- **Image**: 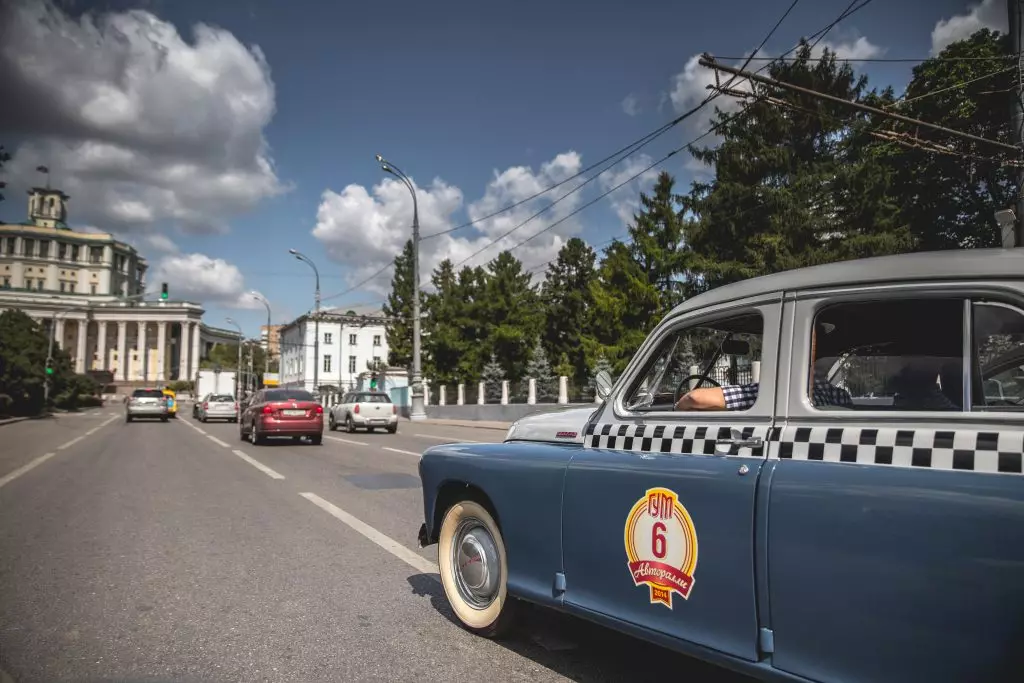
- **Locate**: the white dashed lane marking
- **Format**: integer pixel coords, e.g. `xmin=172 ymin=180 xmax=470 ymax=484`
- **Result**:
xmin=0 ymin=414 xmax=119 ymax=490
xmin=300 ymin=492 xmax=438 ymax=576
xmin=231 ymin=450 xmax=285 ymax=480
xmin=413 ymin=433 xmax=482 ymax=443
xmin=382 ymin=447 xmax=422 ymax=458
xmin=325 ymin=435 xmax=368 ymax=446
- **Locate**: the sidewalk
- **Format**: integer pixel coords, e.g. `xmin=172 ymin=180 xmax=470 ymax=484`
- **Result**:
xmin=408 ymin=417 xmax=511 ymax=431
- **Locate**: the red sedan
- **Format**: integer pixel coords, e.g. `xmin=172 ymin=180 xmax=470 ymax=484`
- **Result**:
xmin=239 ymin=388 xmax=323 ymax=445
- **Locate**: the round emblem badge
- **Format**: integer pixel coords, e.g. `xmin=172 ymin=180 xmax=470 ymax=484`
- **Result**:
xmin=623 ymin=487 xmax=698 ymax=608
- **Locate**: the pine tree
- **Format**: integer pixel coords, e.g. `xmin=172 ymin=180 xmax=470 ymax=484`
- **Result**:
xmin=481 ymin=251 xmax=540 ymax=381
xmin=480 ymin=354 xmax=506 ymax=403
xmin=541 ymin=237 xmax=597 ymax=390
xmin=422 ymin=259 xmax=461 ymax=384
xmin=521 ymin=337 xmax=557 ymax=402
xmin=382 ymin=239 xmax=415 ymax=370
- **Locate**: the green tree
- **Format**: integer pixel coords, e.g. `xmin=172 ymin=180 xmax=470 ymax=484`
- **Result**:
xmin=383 ymin=239 xmax=415 ymax=369
xmin=522 ymin=337 xmax=557 ymax=402
xmin=681 ymin=41 xmax=911 ymax=292
xmin=422 ymin=259 xmax=463 ymax=384
xmin=481 ymin=251 xmax=540 ymax=381
xmin=0 ymin=310 xmax=72 ymax=415
xmin=629 ymin=171 xmax=690 ymax=315
xmin=868 ymin=29 xmax=1016 ymax=249
xmin=540 ymin=237 xmax=596 ymax=388
xmin=480 ymin=353 xmax=506 ymax=403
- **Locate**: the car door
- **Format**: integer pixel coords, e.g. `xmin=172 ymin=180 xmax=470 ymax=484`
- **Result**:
xmin=766 ymin=289 xmax=1024 ymax=683
xmin=560 ymin=297 xmax=781 ymax=662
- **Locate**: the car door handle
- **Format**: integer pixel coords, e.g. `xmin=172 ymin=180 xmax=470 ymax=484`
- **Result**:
xmin=715 ymin=436 xmax=763 ymax=449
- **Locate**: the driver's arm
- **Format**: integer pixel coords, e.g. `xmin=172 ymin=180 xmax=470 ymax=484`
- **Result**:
xmin=675 ymin=387 xmax=726 ymax=410
xmin=676 ymin=383 xmax=760 ymax=411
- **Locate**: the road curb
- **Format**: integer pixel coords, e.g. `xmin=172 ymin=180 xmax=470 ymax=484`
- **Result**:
xmin=0 ymin=417 xmax=28 ymax=427
xmin=414 ymin=419 xmax=511 ymax=431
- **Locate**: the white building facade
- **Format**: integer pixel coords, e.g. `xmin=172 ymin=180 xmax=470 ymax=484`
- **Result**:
xmin=0 ymin=187 xmax=238 ymax=387
xmin=279 ymin=307 xmax=391 ymax=392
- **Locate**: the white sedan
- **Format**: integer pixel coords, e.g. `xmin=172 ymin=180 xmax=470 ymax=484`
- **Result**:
xmin=328 ymin=391 xmax=398 ymax=434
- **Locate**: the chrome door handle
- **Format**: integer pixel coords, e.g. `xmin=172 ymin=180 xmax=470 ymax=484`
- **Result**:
xmin=715 ymin=436 xmax=763 ymax=449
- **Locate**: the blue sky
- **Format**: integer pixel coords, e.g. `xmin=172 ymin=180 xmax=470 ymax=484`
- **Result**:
xmin=0 ymin=0 xmax=1003 ymax=337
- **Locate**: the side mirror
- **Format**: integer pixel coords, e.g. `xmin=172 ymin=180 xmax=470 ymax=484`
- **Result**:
xmin=595 ymin=370 xmax=614 ymax=400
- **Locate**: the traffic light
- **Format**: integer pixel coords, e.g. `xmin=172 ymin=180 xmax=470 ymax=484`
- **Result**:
xmin=369 ymin=374 xmax=378 ymax=390
xmin=45 ymin=357 xmax=54 ymax=375
xmin=160 ymin=282 xmax=168 ymax=300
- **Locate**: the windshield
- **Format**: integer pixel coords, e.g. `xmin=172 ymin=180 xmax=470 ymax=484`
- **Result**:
xmin=355 ymin=393 xmax=391 ymax=403
xmin=132 ymin=389 xmax=165 ymax=398
xmin=264 ymin=389 xmax=315 ymax=402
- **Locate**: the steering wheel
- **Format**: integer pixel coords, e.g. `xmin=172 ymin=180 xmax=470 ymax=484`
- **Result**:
xmin=674 ymin=374 xmax=722 ymax=408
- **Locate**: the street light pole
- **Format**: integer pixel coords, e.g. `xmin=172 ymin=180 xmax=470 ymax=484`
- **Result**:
xmin=375 ymin=154 xmax=425 ymax=421
xmin=226 ymin=317 xmax=243 ymax=402
xmin=251 ymin=291 xmax=272 ymax=379
xmin=289 ymin=250 xmax=321 ymax=393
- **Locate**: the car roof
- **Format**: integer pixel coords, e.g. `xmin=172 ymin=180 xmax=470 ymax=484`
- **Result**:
xmin=666 ymin=248 xmax=1024 ymax=319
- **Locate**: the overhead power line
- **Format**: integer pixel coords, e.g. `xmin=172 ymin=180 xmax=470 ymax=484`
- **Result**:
xmin=700 ymin=54 xmax=1022 ymax=153
xmin=888 ymin=65 xmax=1016 ymax=108
xmin=709 ymin=55 xmax=1019 ymax=63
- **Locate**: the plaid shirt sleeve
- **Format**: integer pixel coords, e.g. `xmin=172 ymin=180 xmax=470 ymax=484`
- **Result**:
xmin=811 ymin=379 xmax=854 ymax=408
xmin=722 ymin=383 xmax=759 ymax=411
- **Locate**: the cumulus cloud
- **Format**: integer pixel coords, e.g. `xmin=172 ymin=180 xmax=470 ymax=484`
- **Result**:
xmin=151 ymin=252 xmax=263 ymax=310
xmin=0 ymin=0 xmax=287 ymax=237
xmin=597 ymin=154 xmax=659 ymax=226
xmin=622 ymin=93 xmax=641 ymax=116
xmin=812 ymin=35 xmax=884 ymax=61
xmin=931 ymin=0 xmax=1005 ymax=55
xmin=312 ymin=153 xmax=591 ymax=296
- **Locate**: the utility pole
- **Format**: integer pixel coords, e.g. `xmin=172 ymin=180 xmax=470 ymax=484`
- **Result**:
xmin=1010 ymin=0 xmax=1024 ymax=246
xmin=289 ymin=250 xmax=321 ymax=395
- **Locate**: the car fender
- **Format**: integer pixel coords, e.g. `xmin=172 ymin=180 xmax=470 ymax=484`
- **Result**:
xmin=419 ymin=439 xmax=579 ymax=606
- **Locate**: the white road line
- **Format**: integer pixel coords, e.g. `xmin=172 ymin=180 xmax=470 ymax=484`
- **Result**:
xmin=0 ymin=414 xmax=119 ymax=490
xmin=207 ymin=435 xmax=230 ymax=448
xmin=413 ymin=433 xmax=482 ymax=443
xmin=300 ymin=492 xmax=438 ymax=576
xmin=325 ymin=435 xmax=368 ymax=446
xmin=231 ymin=449 xmax=285 ymax=480
xmin=0 ymin=453 xmax=57 ymax=489
xmin=382 ymin=446 xmax=422 ymax=457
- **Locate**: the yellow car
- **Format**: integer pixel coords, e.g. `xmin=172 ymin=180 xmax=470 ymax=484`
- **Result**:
xmin=162 ymin=388 xmax=178 ymax=418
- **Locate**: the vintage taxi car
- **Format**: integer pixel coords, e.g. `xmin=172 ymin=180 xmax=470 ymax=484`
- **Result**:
xmin=417 ymin=249 xmax=1024 ymax=683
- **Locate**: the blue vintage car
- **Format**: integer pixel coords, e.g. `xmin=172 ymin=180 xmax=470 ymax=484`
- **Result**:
xmin=417 ymin=248 xmax=1024 ymax=683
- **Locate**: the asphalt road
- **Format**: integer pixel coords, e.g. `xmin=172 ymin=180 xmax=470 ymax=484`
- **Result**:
xmin=0 ymin=407 xmax=754 ymax=683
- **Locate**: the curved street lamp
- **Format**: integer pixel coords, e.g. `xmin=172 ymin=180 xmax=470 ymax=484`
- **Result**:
xmin=289 ymin=249 xmax=321 ymax=392
xmin=225 ymin=317 xmax=243 ymax=401
xmin=250 ymin=291 xmax=272 ymax=378
xmin=375 ymin=153 xmax=424 ymax=420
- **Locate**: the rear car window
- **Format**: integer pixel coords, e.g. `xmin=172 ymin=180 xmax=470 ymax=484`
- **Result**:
xmin=210 ymin=395 xmax=234 ymax=402
xmin=132 ymin=389 xmax=165 ymax=398
xmin=355 ymin=393 xmax=391 ymax=403
xmin=264 ymin=389 xmax=315 ymax=402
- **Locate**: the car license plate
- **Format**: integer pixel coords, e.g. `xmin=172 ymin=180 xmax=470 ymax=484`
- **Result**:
xmin=283 ymin=409 xmax=305 ymax=416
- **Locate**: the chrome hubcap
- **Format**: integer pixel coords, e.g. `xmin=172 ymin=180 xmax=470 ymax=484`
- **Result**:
xmin=451 ymin=518 xmax=500 ymax=609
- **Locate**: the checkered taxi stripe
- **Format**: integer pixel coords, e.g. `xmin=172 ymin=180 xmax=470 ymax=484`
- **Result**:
xmin=772 ymin=425 xmax=1024 ymax=475
xmin=584 ymin=422 xmax=1024 ymax=475
xmin=584 ymin=422 xmax=769 ymax=457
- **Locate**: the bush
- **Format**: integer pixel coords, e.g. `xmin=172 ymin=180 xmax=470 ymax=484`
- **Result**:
xmin=0 ymin=394 xmax=12 ymax=417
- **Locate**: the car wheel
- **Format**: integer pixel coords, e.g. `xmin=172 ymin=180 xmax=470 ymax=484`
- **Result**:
xmin=201 ymin=416 xmax=207 ymax=423
xmin=239 ymin=421 xmax=248 ymax=441
xmin=250 ymin=424 xmax=262 ymax=445
xmin=309 ymin=434 xmax=323 ymax=446
xmin=328 ymin=413 xmax=336 ymax=431
xmin=387 ymin=425 xmax=398 ymax=434
xmin=346 ymin=415 xmax=355 ymax=433
xmin=437 ymin=499 xmax=517 ymax=638
xmin=125 ymin=415 xmax=132 ymax=423
xmin=161 ymin=416 xmax=168 ymax=422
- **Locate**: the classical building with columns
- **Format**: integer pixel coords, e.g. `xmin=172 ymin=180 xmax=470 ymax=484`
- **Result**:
xmin=0 ymin=186 xmax=239 ymax=389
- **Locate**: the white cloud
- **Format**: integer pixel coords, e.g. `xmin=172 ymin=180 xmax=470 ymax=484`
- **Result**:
xmin=597 ymin=154 xmax=659 ymax=226
xmin=812 ymin=36 xmax=884 ymax=61
xmin=669 ymin=54 xmax=750 ymax=133
xmin=311 ymin=153 xmax=591 ymax=296
xmin=0 ymin=0 xmax=287 ymax=237
xmin=622 ymin=93 xmax=641 ymax=116
xmin=151 ymin=252 xmax=263 ymax=310
xmin=931 ymin=0 xmax=1005 ymax=55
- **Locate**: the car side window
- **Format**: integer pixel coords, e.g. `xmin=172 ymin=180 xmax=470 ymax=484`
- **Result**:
xmin=809 ymin=298 xmax=964 ymax=412
xmin=624 ymin=311 xmax=764 ymax=412
xmin=972 ymin=301 xmax=1024 ymax=411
